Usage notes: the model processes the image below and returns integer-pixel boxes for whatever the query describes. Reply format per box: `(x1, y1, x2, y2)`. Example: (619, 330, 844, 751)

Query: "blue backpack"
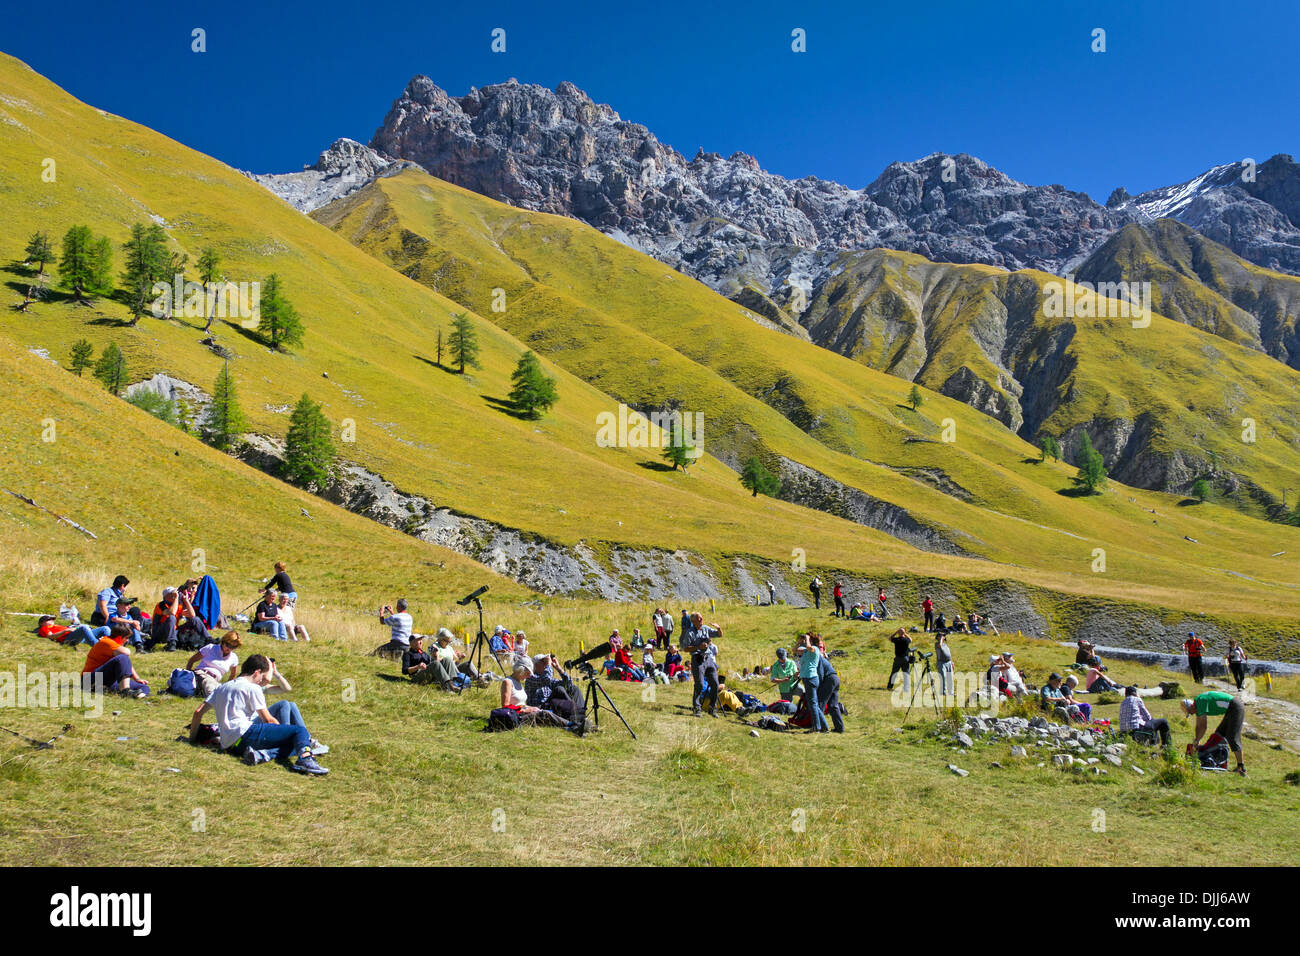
(167, 668, 197, 698)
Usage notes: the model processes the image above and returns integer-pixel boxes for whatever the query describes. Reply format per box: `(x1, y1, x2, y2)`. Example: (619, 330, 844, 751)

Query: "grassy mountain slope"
(1076, 219, 1300, 369)
(314, 168, 1300, 620)
(779, 246, 1300, 515)
(0, 52, 963, 587)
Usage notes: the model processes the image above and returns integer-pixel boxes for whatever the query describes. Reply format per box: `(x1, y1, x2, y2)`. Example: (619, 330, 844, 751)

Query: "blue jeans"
(803, 676, 827, 730)
(253, 620, 289, 641)
(67, 624, 111, 646)
(241, 700, 310, 760)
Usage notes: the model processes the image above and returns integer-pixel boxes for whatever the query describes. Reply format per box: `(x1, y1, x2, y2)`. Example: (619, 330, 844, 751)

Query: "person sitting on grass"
(612, 640, 645, 682)
(1075, 638, 1098, 666)
(663, 644, 685, 680)
(187, 631, 242, 700)
(1060, 675, 1092, 721)
(188, 654, 329, 775)
(999, 652, 1027, 696)
(524, 653, 584, 723)
(401, 632, 437, 682)
(1040, 673, 1084, 722)
(149, 585, 208, 652)
(278, 593, 309, 642)
(1120, 685, 1170, 746)
(949, 616, 971, 635)
(489, 625, 515, 659)
(374, 599, 412, 656)
(1086, 659, 1120, 693)
(38, 614, 110, 647)
(1181, 691, 1247, 776)
(81, 624, 149, 698)
(253, 589, 289, 642)
(630, 628, 646, 650)
(767, 648, 796, 699)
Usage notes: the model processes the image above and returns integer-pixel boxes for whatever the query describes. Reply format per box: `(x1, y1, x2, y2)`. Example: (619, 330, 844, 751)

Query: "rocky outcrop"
(773, 457, 977, 556)
(250, 138, 422, 213)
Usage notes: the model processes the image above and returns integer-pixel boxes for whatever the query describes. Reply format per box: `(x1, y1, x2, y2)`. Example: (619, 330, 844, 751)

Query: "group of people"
(250, 563, 309, 642)
(1182, 632, 1251, 689)
(807, 576, 889, 620)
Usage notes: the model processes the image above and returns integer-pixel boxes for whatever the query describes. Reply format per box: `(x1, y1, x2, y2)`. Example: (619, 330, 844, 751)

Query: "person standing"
(1226, 639, 1248, 690)
(887, 627, 912, 692)
(1182, 691, 1247, 776)
(809, 577, 822, 610)
(831, 580, 846, 617)
(683, 613, 722, 717)
(816, 646, 844, 733)
(921, 595, 934, 633)
(796, 636, 828, 733)
(1183, 631, 1206, 684)
(876, 586, 889, 619)
(766, 580, 776, 606)
(935, 631, 953, 700)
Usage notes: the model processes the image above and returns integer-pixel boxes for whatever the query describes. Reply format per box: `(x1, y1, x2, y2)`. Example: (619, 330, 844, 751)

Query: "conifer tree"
(283, 393, 335, 489)
(507, 350, 559, 418)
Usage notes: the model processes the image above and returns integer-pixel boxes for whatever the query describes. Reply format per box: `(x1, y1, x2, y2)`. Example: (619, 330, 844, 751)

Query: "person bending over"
(1182, 691, 1246, 776)
(770, 646, 798, 701)
(188, 655, 328, 775)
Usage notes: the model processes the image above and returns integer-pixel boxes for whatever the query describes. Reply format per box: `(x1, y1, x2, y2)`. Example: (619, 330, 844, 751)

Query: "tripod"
(904, 653, 942, 721)
(577, 666, 637, 739)
(462, 597, 506, 680)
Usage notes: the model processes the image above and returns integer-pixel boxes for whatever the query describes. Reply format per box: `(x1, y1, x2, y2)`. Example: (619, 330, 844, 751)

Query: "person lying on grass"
(187, 631, 242, 699)
(38, 614, 110, 647)
(188, 654, 329, 776)
(81, 624, 149, 697)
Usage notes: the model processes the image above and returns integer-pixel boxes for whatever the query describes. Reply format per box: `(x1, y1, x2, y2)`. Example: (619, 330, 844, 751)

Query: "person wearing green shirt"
(770, 647, 798, 700)
(1181, 691, 1246, 776)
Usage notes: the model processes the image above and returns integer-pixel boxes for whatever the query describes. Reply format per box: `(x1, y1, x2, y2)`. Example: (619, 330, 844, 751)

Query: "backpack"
(487, 708, 521, 732)
(755, 714, 788, 732)
(167, 668, 197, 698)
(738, 692, 763, 710)
(767, 699, 797, 715)
(1197, 733, 1230, 771)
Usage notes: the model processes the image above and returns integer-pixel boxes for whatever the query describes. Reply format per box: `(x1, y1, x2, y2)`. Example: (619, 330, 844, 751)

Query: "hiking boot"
(1235, 765, 1247, 777)
(693, 708, 702, 718)
(292, 754, 329, 776)
(241, 748, 259, 765)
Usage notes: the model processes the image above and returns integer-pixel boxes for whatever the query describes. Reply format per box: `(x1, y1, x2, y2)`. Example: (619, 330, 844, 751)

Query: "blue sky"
(4, 0, 1296, 201)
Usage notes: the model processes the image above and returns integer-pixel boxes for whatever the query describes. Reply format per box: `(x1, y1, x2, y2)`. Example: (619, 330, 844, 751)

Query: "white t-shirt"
(278, 604, 297, 631)
(196, 643, 238, 679)
(207, 677, 267, 750)
(385, 612, 413, 646)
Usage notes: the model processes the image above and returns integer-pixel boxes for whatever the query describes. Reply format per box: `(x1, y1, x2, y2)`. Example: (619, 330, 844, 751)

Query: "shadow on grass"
(481, 394, 535, 421)
(637, 460, 677, 473)
(220, 319, 272, 350)
(1176, 498, 1204, 507)
(1056, 486, 1101, 498)
(413, 354, 449, 372)
(1021, 456, 1044, 465)
(374, 673, 409, 684)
